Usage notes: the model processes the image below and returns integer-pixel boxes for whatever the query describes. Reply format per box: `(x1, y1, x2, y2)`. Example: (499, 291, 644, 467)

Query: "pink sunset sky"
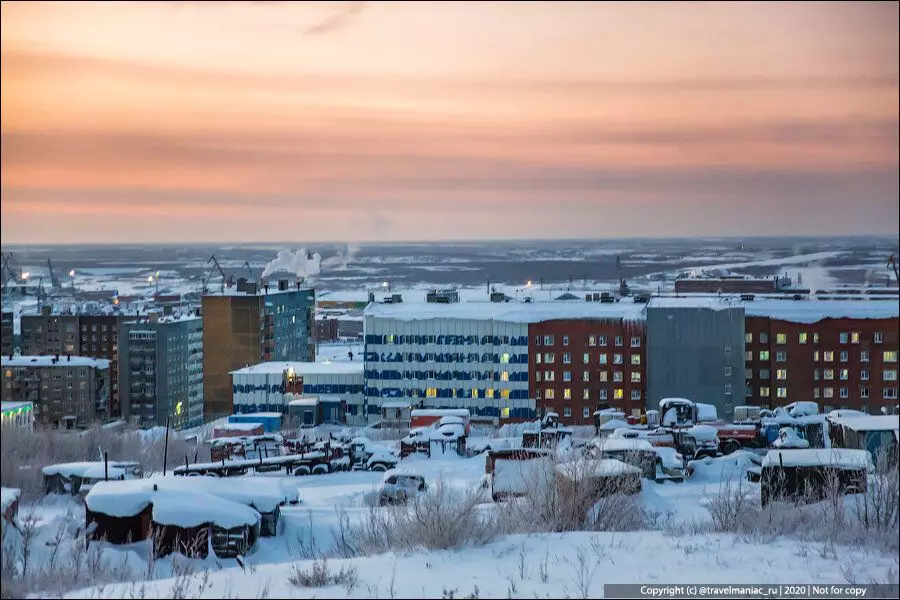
(1, 0, 897, 244)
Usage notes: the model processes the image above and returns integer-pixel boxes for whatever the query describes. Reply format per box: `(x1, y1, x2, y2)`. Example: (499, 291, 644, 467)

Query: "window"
(599, 371, 608, 382)
(472, 389, 479, 398)
(760, 386, 770, 397)
(613, 388, 623, 400)
(745, 333, 753, 344)
(563, 407, 572, 418)
(813, 333, 819, 344)
(776, 333, 787, 344)
(631, 336, 641, 348)
(599, 354, 608, 365)
(840, 369, 849, 381)
(861, 388, 869, 399)
(824, 351, 834, 362)
(851, 332, 860, 344)
(536, 354, 542, 365)
(613, 371, 623, 382)
(631, 372, 641, 383)
(745, 368, 753, 379)
(583, 389, 590, 400)
(615, 336, 623, 347)
(884, 388, 898, 400)
(631, 354, 641, 366)
(725, 346, 733, 359)
(631, 389, 641, 400)
(798, 332, 808, 344)
(776, 351, 787, 362)
(884, 351, 898, 363)
(861, 369, 870, 381)
(501, 371, 509, 382)
(613, 354, 623, 365)
(745, 351, 753, 362)
(776, 387, 787, 399)
(599, 390, 608, 400)
(563, 388, 571, 400)
(840, 332, 849, 344)
(583, 407, 590, 418)
(760, 333, 769, 344)
(535, 390, 542, 400)
(544, 353, 555, 364)
(824, 369, 834, 380)
(545, 389, 555, 400)
(885, 370, 898, 381)
(776, 369, 787, 380)
(759, 350, 770, 361)
(562, 353, 571, 364)
(814, 351, 820, 361)
(761, 370, 771, 382)
(840, 351, 848, 363)
(840, 388, 849, 399)
(500, 353, 510, 364)
(813, 388, 820, 399)
(588, 336, 596, 347)
(724, 366, 732, 376)
(563, 371, 572, 382)
(543, 335, 555, 346)
(562, 336, 569, 346)
(583, 371, 590, 382)
(861, 351, 870, 363)
(598, 336, 607, 346)
(874, 332, 883, 344)
(487, 388, 496, 399)
(544, 371, 554, 382)
(824, 387, 834, 398)
(583, 353, 590, 364)
(725, 383, 733, 395)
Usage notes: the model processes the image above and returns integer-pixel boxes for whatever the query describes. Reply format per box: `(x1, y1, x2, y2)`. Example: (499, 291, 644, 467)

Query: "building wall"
(1, 361, 108, 427)
(745, 316, 900, 412)
(78, 315, 131, 419)
(1, 312, 14, 356)
(315, 319, 339, 343)
(21, 315, 79, 356)
(119, 325, 157, 425)
(645, 305, 745, 418)
(363, 316, 535, 423)
(528, 319, 646, 424)
(232, 369, 364, 424)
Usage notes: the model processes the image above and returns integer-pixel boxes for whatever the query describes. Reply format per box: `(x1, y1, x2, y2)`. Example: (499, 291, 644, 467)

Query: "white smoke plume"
(321, 244, 361, 271)
(261, 249, 322, 280)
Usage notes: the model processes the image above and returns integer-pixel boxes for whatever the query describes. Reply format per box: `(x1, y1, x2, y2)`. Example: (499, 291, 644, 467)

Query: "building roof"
(230, 361, 364, 376)
(830, 415, 900, 433)
(1, 356, 110, 369)
(364, 300, 647, 322)
(1, 401, 33, 413)
(744, 299, 899, 323)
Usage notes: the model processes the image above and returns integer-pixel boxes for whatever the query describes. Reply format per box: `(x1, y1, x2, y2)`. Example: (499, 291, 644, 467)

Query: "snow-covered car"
(771, 427, 810, 449)
(378, 470, 427, 505)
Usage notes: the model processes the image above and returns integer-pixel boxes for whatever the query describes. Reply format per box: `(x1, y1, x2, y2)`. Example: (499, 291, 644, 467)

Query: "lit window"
(588, 336, 596, 347)
(535, 372, 542, 382)
(486, 389, 495, 399)
(824, 387, 834, 398)
(760, 387, 770, 397)
(840, 369, 848, 380)
(583, 353, 590, 364)
(599, 354, 608, 365)
(824, 351, 834, 362)
(563, 388, 571, 400)
(582, 371, 590, 382)
(544, 353, 555, 363)
(500, 353, 510, 364)
(472, 389, 479, 398)
(824, 369, 834, 380)
(599, 371, 608, 382)
(884, 351, 898, 363)
(501, 407, 510, 418)
(759, 350, 770, 361)
(501, 389, 510, 399)
(582, 389, 590, 400)
(745, 333, 753, 344)
(536, 354, 542, 364)
(745, 351, 753, 362)
(885, 370, 898, 381)
(545, 389, 555, 399)
(776, 387, 787, 399)
(631, 354, 641, 366)
(776, 333, 786, 344)
(776, 369, 787, 380)
(426, 387, 437, 398)
(631, 372, 641, 383)
(798, 333, 808, 344)
(544, 371, 554, 381)
(851, 332, 860, 344)
(613, 388, 623, 400)
(813, 388, 820, 399)
(387, 334, 395, 343)
(501, 371, 509, 382)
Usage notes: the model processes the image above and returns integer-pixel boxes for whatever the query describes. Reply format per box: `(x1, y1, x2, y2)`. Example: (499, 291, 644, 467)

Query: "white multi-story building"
(231, 361, 364, 425)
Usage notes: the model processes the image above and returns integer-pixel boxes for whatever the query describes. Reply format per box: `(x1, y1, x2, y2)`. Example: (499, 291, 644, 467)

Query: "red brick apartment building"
(745, 309, 899, 413)
(528, 319, 646, 425)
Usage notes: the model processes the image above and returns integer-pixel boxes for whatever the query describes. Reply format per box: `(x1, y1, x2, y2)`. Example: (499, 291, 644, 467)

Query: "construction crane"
(240, 261, 257, 285)
(204, 255, 229, 293)
(616, 255, 631, 297)
(889, 254, 899, 285)
(47, 259, 61, 290)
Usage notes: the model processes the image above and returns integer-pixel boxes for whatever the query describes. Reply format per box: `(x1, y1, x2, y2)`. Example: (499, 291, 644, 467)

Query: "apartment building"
(1, 355, 110, 428)
(119, 314, 203, 429)
(528, 317, 646, 424)
(202, 281, 315, 419)
(744, 300, 900, 412)
(20, 313, 79, 356)
(1, 311, 14, 356)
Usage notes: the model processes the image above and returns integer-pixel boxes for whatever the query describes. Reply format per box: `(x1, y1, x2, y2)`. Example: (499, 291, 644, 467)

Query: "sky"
(1, 1, 898, 244)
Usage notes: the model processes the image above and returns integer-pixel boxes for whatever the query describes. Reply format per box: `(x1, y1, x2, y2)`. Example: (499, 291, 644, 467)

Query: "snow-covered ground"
(6, 447, 897, 599)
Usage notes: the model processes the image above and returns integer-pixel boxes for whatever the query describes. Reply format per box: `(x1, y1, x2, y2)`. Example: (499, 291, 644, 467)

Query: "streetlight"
(382, 281, 390, 293)
(21, 272, 29, 281)
(69, 269, 76, 293)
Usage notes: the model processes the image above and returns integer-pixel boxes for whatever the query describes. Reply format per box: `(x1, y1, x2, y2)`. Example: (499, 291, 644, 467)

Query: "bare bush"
(332, 478, 500, 557)
(287, 558, 358, 588)
(851, 448, 899, 547)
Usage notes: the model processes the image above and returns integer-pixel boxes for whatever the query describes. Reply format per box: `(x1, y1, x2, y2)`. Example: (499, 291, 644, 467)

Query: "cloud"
(303, 1, 365, 36)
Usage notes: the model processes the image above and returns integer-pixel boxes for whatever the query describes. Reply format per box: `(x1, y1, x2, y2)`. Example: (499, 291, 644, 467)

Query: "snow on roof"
(556, 458, 643, 479)
(288, 397, 320, 407)
(597, 419, 630, 431)
(1, 356, 110, 369)
(688, 424, 720, 441)
(85, 480, 261, 529)
(231, 412, 283, 419)
(744, 299, 899, 323)
(696, 403, 718, 421)
(432, 422, 465, 439)
(762, 449, 873, 469)
(647, 297, 740, 310)
(595, 437, 655, 452)
(1, 401, 32, 412)
(1, 487, 21, 513)
(231, 361, 363, 376)
(42, 461, 140, 478)
(410, 409, 471, 418)
(80, 465, 130, 480)
(382, 467, 424, 481)
(381, 401, 414, 409)
(215, 422, 264, 431)
(831, 415, 900, 432)
(364, 301, 646, 323)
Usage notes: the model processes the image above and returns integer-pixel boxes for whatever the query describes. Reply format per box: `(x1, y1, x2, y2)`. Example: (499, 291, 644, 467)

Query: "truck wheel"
(312, 464, 329, 475)
(722, 440, 742, 455)
(369, 463, 387, 472)
(294, 465, 311, 476)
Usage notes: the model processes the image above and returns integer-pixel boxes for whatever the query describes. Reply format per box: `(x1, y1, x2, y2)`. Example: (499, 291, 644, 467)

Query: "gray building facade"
(21, 313, 80, 356)
(1, 311, 13, 356)
(120, 315, 203, 429)
(645, 298, 746, 418)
